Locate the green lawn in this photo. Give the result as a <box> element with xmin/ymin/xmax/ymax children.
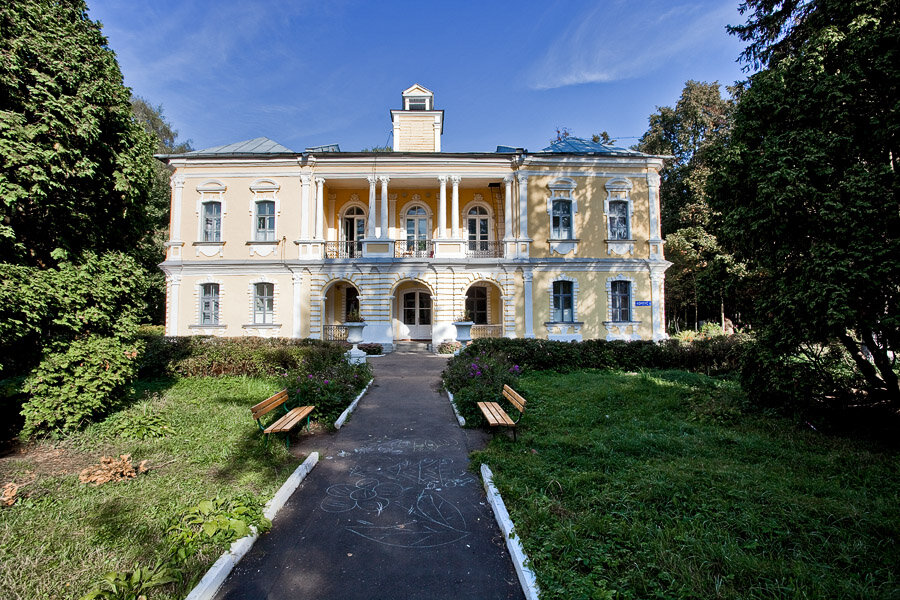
<box><xmin>0</xmin><ymin>376</ymin><xmax>301</xmax><ymax>600</ymax></box>
<box><xmin>474</xmin><ymin>370</ymin><xmax>900</xmax><ymax>599</ymax></box>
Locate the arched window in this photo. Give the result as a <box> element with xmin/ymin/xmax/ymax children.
<box><xmin>466</xmin><ymin>206</ymin><xmax>490</xmax><ymax>252</ymax></box>
<box><xmin>342</xmin><ymin>206</ymin><xmax>366</xmax><ymax>256</ymax></box>
<box><xmin>406</xmin><ymin>206</ymin><xmax>429</xmax><ymax>252</ymax></box>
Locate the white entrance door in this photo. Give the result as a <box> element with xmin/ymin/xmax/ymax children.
<box><xmin>399</xmin><ymin>290</ymin><xmax>432</xmax><ymax>340</ymax></box>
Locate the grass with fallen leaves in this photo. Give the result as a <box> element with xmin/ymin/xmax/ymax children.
<box><xmin>0</xmin><ymin>376</ymin><xmax>300</xmax><ymax>600</ymax></box>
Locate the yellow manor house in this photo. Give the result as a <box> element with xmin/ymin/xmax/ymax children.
<box><xmin>158</xmin><ymin>84</ymin><xmax>670</xmax><ymax>350</ymax></box>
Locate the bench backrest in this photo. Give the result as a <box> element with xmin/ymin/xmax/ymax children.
<box><xmin>502</xmin><ymin>385</ymin><xmax>526</xmax><ymax>413</ymax></box>
<box><xmin>251</xmin><ymin>389</ymin><xmax>289</xmax><ymax>420</ymax></box>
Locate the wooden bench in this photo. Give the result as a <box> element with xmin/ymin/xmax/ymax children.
<box><xmin>251</xmin><ymin>389</ymin><xmax>315</xmax><ymax>450</ymax></box>
<box><xmin>477</xmin><ymin>384</ymin><xmax>527</xmax><ymax>440</ymax></box>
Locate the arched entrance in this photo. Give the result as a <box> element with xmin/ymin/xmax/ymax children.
<box><xmin>394</xmin><ymin>280</ymin><xmax>432</xmax><ymax>341</ymax></box>
<box><xmin>322</xmin><ymin>280</ymin><xmax>360</xmax><ymax>341</ymax></box>
<box><xmin>465</xmin><ymin>281</ymin><xmax>504</xmax><ymax>338</ymax></box>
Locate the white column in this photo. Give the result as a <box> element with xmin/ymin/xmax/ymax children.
<box><xmin>517</xmin><ymin>174</ymin><xmax>529</xmax><ymax>239</ymax></box>
<box><xmin>503</xmin><ymin>175</ymin><xmax>513</xmax><ymax>240</ymax></box>
<box><xmin>169</xmin><ymin>175</ymin><xmax>185</xmax><ymax>242</ymax></box>
<box><xmin>168</xmin><ymin>274</ymin><xmax>181</xmax><ymax>336</ymax></box>
<box><xmin>314</xmin><ymin>177</ymin><xmax>325</xmax><ymax>239</ymax></box>
<box><xmin>648</xmin><ymin>171</ymin><xmax>661</xmax><ymax>239</ymax></box>
<box><xmin>651</xmin><ymin>270</ymin><xmax>668</xmax><ymax>341</ymax></box>
<box><xmin>300</xmin><ymin>175</ymin><xmax>311</xmax><ymax>239</ymax></box>
<box><xmin>438</xmin><ymin>175</ymin><xmax>447</xmax><ymax>238</ymax></box>
<box><xmin>450</xmin><ymin>175</ymin><xmax>461</xmax><ymax>238</ymax></box>
<box><xmin>292</xmin><ymin>273</ymin><xmax>303</xmax><ymax>338</ymax></box>
<box><xmin>647</xmin><ymin>171</ymin><xmax>663</xmax><ymax>258</ymax></box>
<box><xmin>367</xmin><ymin>176</ymin><xmax>377</xmax><ymax>238</ymax></box>
<box><xmin>379</xmin><ymin>176</ymin><xmax>389</xmax><ymax>238</ymax></box>
<box><xmin>523</xmin><ymin>271</ymin><xmax>534</xmax><ymax>338</ymax></box>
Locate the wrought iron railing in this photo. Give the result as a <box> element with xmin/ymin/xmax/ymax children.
<box><xmin>471</xmin><ymin>324</ymin><xmax>503</xmax><ymax>339</ymax></box>
<box><xmin>465</xmin><ymin>241</ymin><xmax>504</xmax><ymax>258</ymax></box>
<box><xmin>394</xmin><ymin>239</ymin><xmax>433</xmax><ymax>258</ymax></box>
<box><xmin>322</xmin><ymin>324</ymin><xmax>348</xmax><ymax>341</ymax></box>
<box><xmin>325</xmin><ymin>241</ymin><xmax>363</xmax><ymax>259</ymax></box>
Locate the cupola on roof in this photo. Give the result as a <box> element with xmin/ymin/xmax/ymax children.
<box><xmin>391</xmin><ymin>83</ymin><xmax>443</xmax><ymax>152</ymax></box>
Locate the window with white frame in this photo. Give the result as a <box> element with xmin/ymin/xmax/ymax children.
<box><xmin>551</xmin><ymin>280</ymin><xmax>575</xmax><ymax>322</ymax></box>
<box><xmin>466</xmin><ymin>206</ymin><xmax>490</xmax><ymax>251</ymax></box>
<box><xmin>255</xmin><ymin>201</ymin><xmax>275</xmax><ymax>241</ymax></box>
<box><xmin>200</xmin><ymin>283</ymin><xmax>219</xmax><ymax>325</ymax></box>
<box><xmin>551</xmin><ymin>200</ymin><xmax>573</xmax><ymax>239</ymax></box>
<box><xmin>604</xmin><ymin>179</ymin><xmax>633</xmax><ymax>241</ymax></box>
<box><xmin>547</xmin><ymin>177</ymin><xmax>577</xmax><ymax>240</ymax></box>
<box><xmin>253</xmin><ymin>282</ymin><xmax>274</xmax><ymax>324</ymax></box>
<box><xmin>202</xmin><ymin>201</ymin><xmax>221</xmax><ymax>242</ymax></box>
<box><xmin>608</xmin><ymin>199</ymin><xmax>629</xmax><ymax>240</ymax></box>
<box><xmin>610</xmin><ymin>280</ymin><xmax>631</xmax><ymax>322</ymax></box>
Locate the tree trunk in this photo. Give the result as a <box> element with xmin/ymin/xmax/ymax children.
<box><xmin>838</xmin><ymin>332</ymin><xmax>892</xmax><ymax>402</ymax></box>
<box><xmin>720</xmin><ymin>294</ymin><xmax>725</xmax><ymax>331</ymax></box>
<box><xmin>860</xmin><ymin>328</ymin><xmax>900</xmax><ymax>404</ymax></box>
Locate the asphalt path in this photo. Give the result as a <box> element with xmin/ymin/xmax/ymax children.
<box><xmin>214</xmin><ymin>348</ymin><xmax>525</xmax><ymax>600</ymax></box>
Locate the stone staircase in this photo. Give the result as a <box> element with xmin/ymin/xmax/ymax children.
<box><xmin>392</xmin><ymin>340</ymin><xmax>431</xmax><ymax>354</ymax></box>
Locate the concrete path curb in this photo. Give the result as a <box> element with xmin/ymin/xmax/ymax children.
<box><xmin>334</xmin><ymin>378</ymin><xmax>373</xmax><ymax>429</ymax></box>
<box><xmin>444</xmin><ymin>388</ymin><xmax>466</xmax><ymax>426</ymax></box>
<box><xmin>184</xmin><ymin>452</ymin><xmax>319</xmax><ymax>600</ymax></box>
<box><xmin>481</xmin><ymin>463</ymin><xmax>541</xmax><ymax>600</ymax></box>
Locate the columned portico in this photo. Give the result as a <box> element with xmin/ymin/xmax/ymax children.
<box><xmin>379</xmin><ymin>176</ymin><xmax>389</xmax><ymax>238</ymax></box>
<box><xmin>300</xmin><ymin>175</ymin><xmax>311</xmax><ymax>240</ymax></box>
<box><xmin>438</xmin><ymin>175</ymin><xmax>447</xmax><ymax>238</ymax></box>
<box><xmin>314</xmin><ymin>177</ymin><xmax>325</xmax><ymax>239</ymax></box>
<box><xmin>367</xmin><ymin>176</ymin><xmax>377</xmax><ymax>238</ymax></box>
<box><xmin>450</xmin><ymin>175</ymin><xmax>461</xmax><ymax>239</ymax></box>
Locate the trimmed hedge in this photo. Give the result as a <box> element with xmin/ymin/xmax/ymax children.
<box><xmin>457</xmin><ymin>335</ymin><xmax>751</xmax><ymax>376</ymax></box>
<box><xmin>137</xmin><ymin>334</ymin><xmax>347</xmax><ymax>378</ymax></box>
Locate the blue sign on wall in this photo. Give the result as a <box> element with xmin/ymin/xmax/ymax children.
<box><xmin>634</xmin><ymin>301</ymin><xmax>651</xmax><ymax>307</ymax></box>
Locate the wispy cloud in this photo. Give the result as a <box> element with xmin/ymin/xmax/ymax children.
<box><xmin>527</xmin><ymin>1</ymin><xmax>738</xmax><ymax>90</ymax></box>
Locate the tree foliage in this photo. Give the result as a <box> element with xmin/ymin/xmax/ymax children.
<box><xmin>710</xmin><ymin>0</ymin><xmax>900</xmax><ymax>403</ymax></box>
<box><xmin>0</xmin><ymin>0</ymin><xmax>157</xmax><ymax>267</ymax></box>
<box><xmin>637</xmin><ymin>81</ymin><xmax>751</xmax><ymax>330</ymax></box>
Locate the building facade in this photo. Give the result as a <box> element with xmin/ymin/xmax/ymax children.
<box><xmin>159</xmin><ymin>84</ymin><xmax>670</xmax><ymax>349</ymax></box>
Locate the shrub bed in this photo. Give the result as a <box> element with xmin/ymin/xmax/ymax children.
<box><xmin>137</xmin><ymin>334</ymin><xmax>347</xmax><ymax>378</ymax></box>
<box><xmin>441</xmin><ymin>349</ymin><xmax>523</xmax><ymax>426</ymax></box>
<box><xmin>278</xmin><ymin>359</ymin><xmax>372</xmax><ymax>426</ymax></box>
<box><xmin>451</xmin><ymin>335</ymin><xmax>751</xmax><ymax>377</ymax></box>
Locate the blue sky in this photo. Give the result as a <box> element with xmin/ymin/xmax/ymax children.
<box><xmin>89</xmin><ymin>0</ymin><xmax>750</xmax><ymax>153</ymax></box>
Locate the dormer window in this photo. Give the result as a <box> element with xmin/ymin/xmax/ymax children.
<box><xmin>407</xmin><ymin>97</ymin><xmax>430</xmax><ymax>111</ymax></box>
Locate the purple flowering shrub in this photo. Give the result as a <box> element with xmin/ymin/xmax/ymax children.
<box><xmin>441</xmin><ymin>349</ymin><xmax>522</xmax><ymax>426</ymax></box>
<box><xmin>278</xmin><ymin>358</ymin><xmax>372</xmax><ymax>427</ymax></box>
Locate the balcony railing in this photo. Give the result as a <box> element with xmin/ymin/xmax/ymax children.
<box><xmin>395</xmin><ymin>239</ymin><xmax>433</xmax><ymax>258</ymax></box>
<box><xmin>471</xmin><ymin>324</ymin><xmax>503</xmax><ymax>339</ymax></box>
<box><xmin>465</xmin><ymin>241</ymin><xmax>504</xmax><ymax>258</ymax></box>
<box><xmin>322</xmin><ymin>324</ymin><xmax>348</xmax><ymax>341</ymax></box>
<box><xmin>325</xmin><ymin>241</ymin><xmax>363</xmax><ymax>259</ymax></box>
